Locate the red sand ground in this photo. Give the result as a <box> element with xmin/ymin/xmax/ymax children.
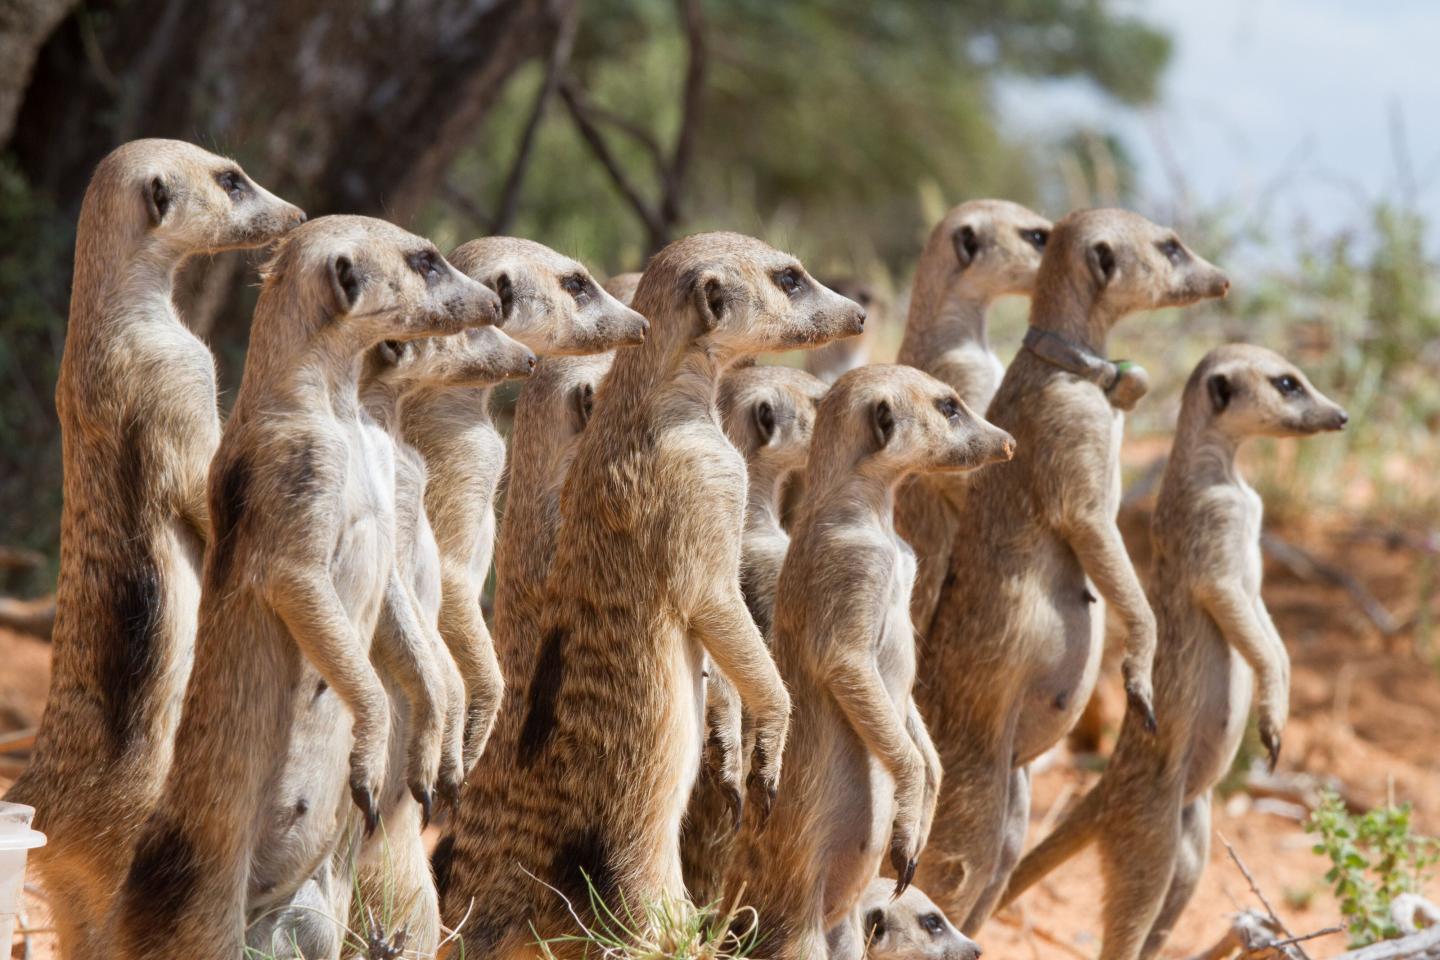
<box><xmin>2</xmin><ymin>514</ymin><xmax>1437</xmax><ymax>958</ymax></box>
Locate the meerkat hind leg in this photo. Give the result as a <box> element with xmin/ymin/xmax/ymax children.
<box><xmin>1138</xmin><ymin>792</ymin><xmax>1212</xmax><ymax>960</ymax></box>
<box><xmin>1096</xmin><ymin>787</ymin><xmax>1184</xmax><ymax>960</ymax></box>
<box><xmin>962</xmin><ymin>764</ymin><xmax>1030</xmax><ymax>932</ymax></box>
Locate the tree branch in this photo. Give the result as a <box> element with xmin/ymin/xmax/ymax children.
<box><xmin>661</xmin><ymin>0</ymin><xmax>705</xmax><ymax>227</ymax></box>
<box><xmin>560</xmin><ymin>77</ymin><xmax>667</xmax><ymax>246</ymax></box>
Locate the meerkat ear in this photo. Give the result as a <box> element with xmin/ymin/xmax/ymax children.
<box><xmin>328</xmin><ymin>253</ymin><xmax>363</xmax><ymax>313</ymax></box>
<box><xmin>570</xmin><ymin>381</ymin><xmax>596</xmax><ymax>431</ymax></box>
<box><xmin>693</xmin><ymin>273</ymin><xmax>727</xmax><ymax>331</ymax></box>
<box><xmin>145</xmin><ymin>176</ymin><xmax>171</xmax><ymax>227</ymax></box>
<box><xmin>753</xmin><ymin>399</ymin><xmax>776</xmax><ymax>446</ymax></box>
<box><xmin>1087</xmin><ymin>241</ymin><xmax>1117</xmax><ymax>287</ymax></box>
<box><xmin>871</xmin><ymin>398</ymin><xmax>895</xmax><ymax>449</ymax></box>
<box><xmin>1207</xmin><ymin>372</ymin><xmax>1233</xmax><ymax>413</ymax></box>
<box><xmin>490</xmin><ymin>273</ymin><xmax>515</xmax><ymax>321</ymax></box>
<box><xmin>378</xmin><ymin>340</ymin><xmax>406</xmax><ymax>366</ymax></box>
<box><xmin>864</xmin><ymin>908</ymin><xmax>887</xmax><ymax>942</ymax></box>
<box><xmin>952</xmin><ymin>224</ymin><xmax>980</xmax><ymax>267</ymax></box>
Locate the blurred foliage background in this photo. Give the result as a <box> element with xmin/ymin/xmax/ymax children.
<box><xmin>0</xmin><ymin>0</ymin><xmax>1435</xmax><ymax>595</ymax></box>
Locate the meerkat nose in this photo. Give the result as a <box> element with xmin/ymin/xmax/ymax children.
<box><xmin>1333</xmin><ymin>407</ymin><xmax>1350</xmax><ymax>429</ymax></box>
<box><xmin>851</xmin><ymin>306</ymin><xmax>867</xmax><ymax>333</ymax></box>
<box><xmin>525</xmin><ymin>352</ymin><xmax>537</xmax><ymax>372</ymax></box>
<box><xmin>292</xmin><ymin>207</ymin><xmax>308</xmax><ymax>226</ymax></box>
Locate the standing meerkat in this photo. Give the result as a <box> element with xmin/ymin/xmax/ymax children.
<box><xmin>401</xmin><ymin>238</ymin><xmax>648</xmax><ymax>772</ymax></box>
<box><xmin>893</xmin><ymin>199</ymin><xmax>1052</xmax><ymax>637</ymax></box>
<box><xmin>436</xmin><ymin>232</ymin><xmax>865</xmax><ymax>958</ymax></box>
<box><xmin>327</xmin><ymin>327</ymin><xmax>537</xmax><ymax>955</ymax></box>
<box><xmin>4</xmin><ymin>138</ymin><xmax>304</xmax><ymax>958</ymax></box>
<box><xmin>804</xmin><ymin>277</ymin><xmax>881</xmax><ymax>383</ymax></box>
<box><xmin>722</xmin><ymin>364</ymin><xmax>1015</xmax><ymax>960</ymax></box>
<box><xmin>110</xmin><ymin>216</ymin><xmax>500</xmax><ymax>960</ymax></box>
<box><xmin>916</xmin><ymin>209</ymin><xmax>1229</xmax><ymax>933</ymax></box>
<box><xmin>680</xmin><ymin>363</ymin><xmax>828</xmax><ymax>906</ymax></box>
<box><xmin>1000</xmin><ymin>345</ymin><xmax>1347</xmax><ymax>960</ymax></box>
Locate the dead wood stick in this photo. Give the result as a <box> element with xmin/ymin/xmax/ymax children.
<box><xmin>0</xmin><ymin>727</ymin><xmax>37</xmax><ymax>753</ymax></box>
<box><xmin>1218</xmin><ymin>834</ymin><xmax>1309</xmax><ymax>960</ymax></box>
<box><xmin>1330</xmin><ymin>926</ymin><xmax>1440</xmax><ymax>960</ymax></box>
<box><xmin>1261</xmin><ymin>533</ymin><xmax>1400</xmax><ymax>636</ymax></box>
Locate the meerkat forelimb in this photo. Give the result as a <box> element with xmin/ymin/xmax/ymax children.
<box><xmin>402</xmin><ymin>238</ymin><xmax>648</xmax><ymax>773</ymax></box>
<box><xmin>110</xmin><ymin>216</ymin><xmax>500</xmax><ymax>959</ymax></box>
<box><xmin>916</xmin><ymin>209</ymin><xmax>1230</xmax><ymax>932</ymax></box>
<box><xmin>436</xmin><ymin>232</ymin><xmax>865</xmax><ymax>957</ymax></box>
<box><xmin>722</xmin><ymin>364</ymin><xmax>1014</xmax><ymax>960</ymax></box>
<box><xmin>893</xmin><ymin>199</ymin><xmax>1052</xmax><ymax>638</ymax></box>
<box><xmin>999</xmin><ymin>345</ymin><xmax>1346</xmax><ymax>960</ymax></box>
<box><xmin>2</xmin><ymin>139</ymin><xmax>304</xmax><ymax>959</ymax></box>
<box><xmin>680</xmin><ymin>363</ymin><xmax>828</xmax><ymax>906</ymax></box>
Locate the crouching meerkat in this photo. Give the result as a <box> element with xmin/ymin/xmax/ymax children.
<box><xmin>680</xmin><ymin>364</ymin><xmax>828</xmax><ymax>906</ymax></box>
<box><xmin>827</xmin><ymin>879</ymin><xmax>981</xmax><ymax>960</ymax></box>
<box><xmin>4</xmin><ymin>138</ymin><xmax>304</xmax><ymax>958</ymax></box>
<box><xmin>722</xmin><ymin>364</ymin><xmax>1015</xmax><ymax>960</ymax></box>
<box><xmin>894</xmin><ymin>199</ymin><xmax>1052</xmax><ymax>637</ymax></box>
<box><xmin>400</xmin><ymin>238</ymin><xmax>648</xmax><ymax>772</ymax></box>
<box><xmin>332</xmin><ymin>327</ymin><xmax>536</xmax><ymax>955</ymax></box>
<box><xmin>916</xmin><ymin>209</ymin><xmax>1230</xmax><ymax>933</ymax></box>
<box><xmin>1000</xmin><ymin>345</ymin><xmax>1347</xmax><ymax>960</ymax></box>
<box><xmin>804</xmin><ymin>278</ymin><xmax>881</xmax><ymax>383</ymax></box>
<box><xmin>111</xmin><ymin>216</ymin><xmax>500</xmax><ymax>960</ymax></box>
<box><xmin>436</xmin><ymin>232</ymin><xmax>865</xmax><ymax>958</ymax></box>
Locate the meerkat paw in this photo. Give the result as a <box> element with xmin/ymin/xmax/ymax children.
<box><xmin>1259</xmin><ymin>718</ymin><xmax>1283</xmax><ymax>772</ymax></box>
<box><xmin>889</xmin><ymin>833</ymin><xmax>919</xmax><ymax>898</ymax></box>
<box><xmin>745</xmin><ymin>734</ymin><xmax>781</xmax><ymax>826</ymax></box>
<box><xmin>1122</xmin><ymin>667</ymin><xmax>1158</xmax><ymax>734</ymax></box>
<box><xmin>437</xmin><ymin>742</ymin><xmax>464</xmax><ymax>812</ymax></box>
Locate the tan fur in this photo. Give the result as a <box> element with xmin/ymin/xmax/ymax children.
<box><xmin>436</xmin><ymin>232</ymin><xmax>864</xmax><ymax>958</ymax></box>
<box><xmin>915</xmin><ymin>209</ymin><xmax>1230</xmax><ymax>932</ymax></box>
<box><xmin>603</xmin><ymin>270</ymin><xmax>643</xmax><ymax>304</ymax></box>
<box><xmin>4</xmin><ymin>139</ymin><xmax>304</xmax><ymax>959</ymax></box>
<box><xmin>722</xmin><ymin>365</ymin><xmax>1014</xmax><ymax>960</ymax></box>
<box><xmin>110</xmin><ymin>216</ymin><xmax>499</xmax><ymax>959</ymax></box>
<box><xmin>680</xmin><ymin>364</ymin><xmax>828</xmax><ymax>906</ymax></box>
<box><xmin>401</xmin><ymin>238</ymin><xmax>648</xmax><ymax>774</ymax></box>
<box><xmin>893</xmin><ymin>200</ymin><xmax>1052</xmax><ymax>637</ymax></box>
<box><xmin>805</xmin><ymin>278</ymin><xmax>882</xmax><ymax>383</ymax></box>
<box><xmin>349</xmin><ymin>328</ymin><xmax>536</xmax><ymax>954</ymax></box>
<box><xmin>1000</xmin><ymin>345</ymin><xmax>1346</xmax><ymax>960</ymax></box>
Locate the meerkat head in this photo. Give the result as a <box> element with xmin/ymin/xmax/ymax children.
<box><xmin>1039</xmin><ymin>209</ymin><xmax>1230</xmax><ymax>322</ymax></box>
<box><xmin>861</xmin><ymin>879</ymin><xmax>981</xmax><ymax>960</ymax></box>
<box><xmin>446</xmin><ymin>238</ymin><xmax>648</xmax><ymax>355</ymax></box>
<box><xmin>634</xmin><ymin>231</ymin><xmax>866</xmax><ymax>364</ymax></box>
<box><xmin>813</xmin><ymin>364</ymin><xmax>1014</xmax><ymax>487</ymax></box>
<box><xmin>603</xmin><ymin>271</ymin><xmax>643</xmax><ymax>306</ymax></box>
<box><xmin>258</xmin><ymin>215</ymin><xmax>501</xmax><ymax>353</ymax></box>
<box><xmin>920</xmin><ymin>199</ymin><xmax>1052</xmax><ymax>300</ymax></box>
<box><xmin>1188</xmin><ymin>343</ymin><xmax>1348</xmax><ymax>439</ymax></box>
<box><xmin>88</xmin><ymin>138</ymin><xmax>306</xmax><ymax>256</ymax></box>
<box><xmin>718</xmin><ymin>364</ymin><xmax>828</xmax><ymax>478</ymax></box>
<box><xmin>365</xmin><ymin>326</ymin><xmax>537</xmax><ymax>398</ymax></box>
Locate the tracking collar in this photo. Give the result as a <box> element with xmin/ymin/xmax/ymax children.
<box><xmin>1021</xmin><ymin>327</ymin><xmax>1150</xmax><ymax>411</ymax></box>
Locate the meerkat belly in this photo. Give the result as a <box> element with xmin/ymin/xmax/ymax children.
<box><xmin>878</xmin><ymin>544</ymin><xmax>919</xmax><ymax>700</ymax></box>
<box><xmin>151</xmin><ymin>515</ymin><xmax>205</xmax><ymax>736</ymax></box>
<box><xmin>335</xmin><ymin>431</ymin><xmax>396</xmax><ymax>643</ymax></box>
<box><xmin>934</xmin><ymin>344</ymin><xmax>1003</xmax><ymax>413</ymax></box>
<box><xmin>1184</xmin><ymin>631</ymin><xmax>1253</xmax><ymax>801</ymax></box>
<box><xmin>1013</xmin><ymin>535</ymin><xmax>1102</xmax><ymax>763</ymax></box>
<box><xmin>819</xmin><ymin>721</ymin><xmax>894</xmax><ymax>927</ymax></box>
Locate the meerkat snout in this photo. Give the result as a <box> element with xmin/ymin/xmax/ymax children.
<box><xmin>1196</xmin><ymin>343</ymin><xmax>1348</xmax><ymax>437</ymax></box>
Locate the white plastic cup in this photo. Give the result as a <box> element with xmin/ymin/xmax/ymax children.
<box><xmin>0</xmin><ymin>802</ymin><xmax>46</xmax><ymax>949</ymax></box>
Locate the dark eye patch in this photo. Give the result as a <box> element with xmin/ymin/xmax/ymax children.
<box><xmin>1271</xmin><ymin>374</ymin><xmax>1305</xmax><ymax>397</ymax></box>
<box><xmin>935</xmin><ymin>395</ymin><xmax>962</xmax><ymax>422</ymax></box>
<box><xmin>215</xmin><ymin>169</ymin><xmax>250</xmax><ymax>202</ymax></box>
<box><xmin>1020</xmin><ymin>227</ymin><xmax>1048</xmax><ymax>251</ymax></box>
<box><xmin>920</xmin><ymin>913</ymin><xmax>945</xmax><ymax>935</ymax></box>
<box><xmin>407</xmin><ymin>250</ymin><xmax>445</xmax><ymax>285</ymax></box>
<box><xmin>1157</xmin><ymin>237</ymin><xmax>1187</xmax><ymax>265</ymax></box>
<box><xmin>561</xmin><ymin>273</ymin><xmax>590</xmax><ymax>300</ymax></box>
<box><xmin>773</xmin><ymin>268</ymin><xmax>805</xmax><ymax>296</ymax></box>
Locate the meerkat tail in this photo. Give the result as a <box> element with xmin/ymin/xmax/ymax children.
<box><xmin>999</xmin><ymin>783</ymin><xmax>1105</xmax><ymax>909</ymax></box>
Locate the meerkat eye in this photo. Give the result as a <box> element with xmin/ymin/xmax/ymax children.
<box><xmin>407</xmin><ymin>250</ymin><xmax>446</xmax><ymax>285</ymax></box>
<box><xmin>1272</xmin><ymin>374</ymin><xmax>1304</xmax><ymax>397</ymax></box>
<box><xmin>215</xmin><ymin>169</ymin><xmax>250</xmax><ymax>202</ymax></box>
<box><xmin>935</xmin><ymin>395</ymin><xmax>962</xmax><ymax>423</ymax></box>
<box><xmin>773</xmin><ymin>268</ymin><xmax>805</xmax><ymax>297</ymax></box>
<box><xmin>864</xmin><ymin>909</ymin><xmax>886</xmax><ymax>941</ymax></box>
<box><xmin>1020</xmin><ymin>228</ymin><xmax>1049</xmax><ymax>251</ymax></box>
<box><xmin>561</xmin><ymin>273</ymin><xmax>590</xmax><ymax>301</ymax></box>
<box><xmin>919</xmin><ymin>913</ymin><xmax>945</xmax><ymax>935</ymax></box>
<box><xmin>1157</xmin><ymin>237</ymin><xmax>1187</xmax><ymax>265</ymax></box>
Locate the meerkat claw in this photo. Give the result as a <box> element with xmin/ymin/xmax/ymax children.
<box><xmin>890</xmin><ymin>850</ymin><xmax>917</xmax><ymax>898</ymax></box>
<box><xmin>723</xmin><ymin>785</ymin><xmax>744</xmax><ymax>833</ymax></box>
<box><xmin>411</xmin><ymin>784</ymin><xmax>434</xmax><ymax>829</ymax></box>
<box><xmin>352</xmin><ymin>783</ymin><xmax>379</xmax><ymax>836</ymax></box>
<box><xmin>1261</xmin><ymin>728</ymin><xmax>1281</xmax><ymax>772</ymax></box>
<box><xmin>1126</xmin><ymin>683</ymin><xmax>1158</xmax><ymax>735</ymax></box>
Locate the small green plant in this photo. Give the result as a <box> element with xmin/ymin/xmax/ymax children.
<box><xmin>1305</xmin><ymin>789</ymin><xmax>1440</xmax><ymax>947</ymax></box>
<box><xmin>531</xmin><ymin>870</ymin><xmax>761</xmax><ymax>960</ymax></box>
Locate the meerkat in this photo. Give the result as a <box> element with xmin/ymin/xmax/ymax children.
<box><xmin>721</xmin><ymin>364</ymin><xmax>1015</xmax><ymax>960</ymax></box>
<box><xmin>1000</xmin><ymin>345</ymin><xmax>1346</xmax><ymax>960</ymax></box>
<box><xmin>603</xmin><ymin>270</ymin><xmax>643</xmax><ymax>303</ymax></box>
<box><xmin>804</xmin><ymin>277</ymin><xmax>881</xmax><ymax>383</ymax></box>
<box><xmin>333</xmin><ymin>327</ymin><xmax>536</xmax><ymax>954</ymax></box>
<box><xmin>400</xmin><ymin>238</ymin><xmax>648</xmax><ymax>773</ymax></box>
<box><xmin>914</xmin><ymin>209</ymin><xmax>1229</xmax><ymax>933</ymax></box>
<box><xmin>109</xmin><ymin>215</ymin><xmax>500</xmax><ymax>960</ymax></box>
<box><xmin>3</xmin><ymin>139</ymin><xmax>304</xmax><ymax>958</ymax></box>
<box><xmin>680</xmin><ymin>364</ymin><xmax>828</xmax><ymax>906</ymax></box>
<box><xmin>434</xmin><ymin>232</ymin><xmax>865</xmax><ymax>958</ymax></box>
<box><xmin>893</xmin><ymin>199</ymin><xmax>1053</xmax><ymax>637</ymax></box>
<box><xmin>827</xmin><ymin>879</ymin><xmax>980</xmax><ymax>960</ymax></box>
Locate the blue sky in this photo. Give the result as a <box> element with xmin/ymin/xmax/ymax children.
<box><xmin>998</xmin><ymin>0</ymin><xmax>1440</xmax><ymax>254</ymax></box>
